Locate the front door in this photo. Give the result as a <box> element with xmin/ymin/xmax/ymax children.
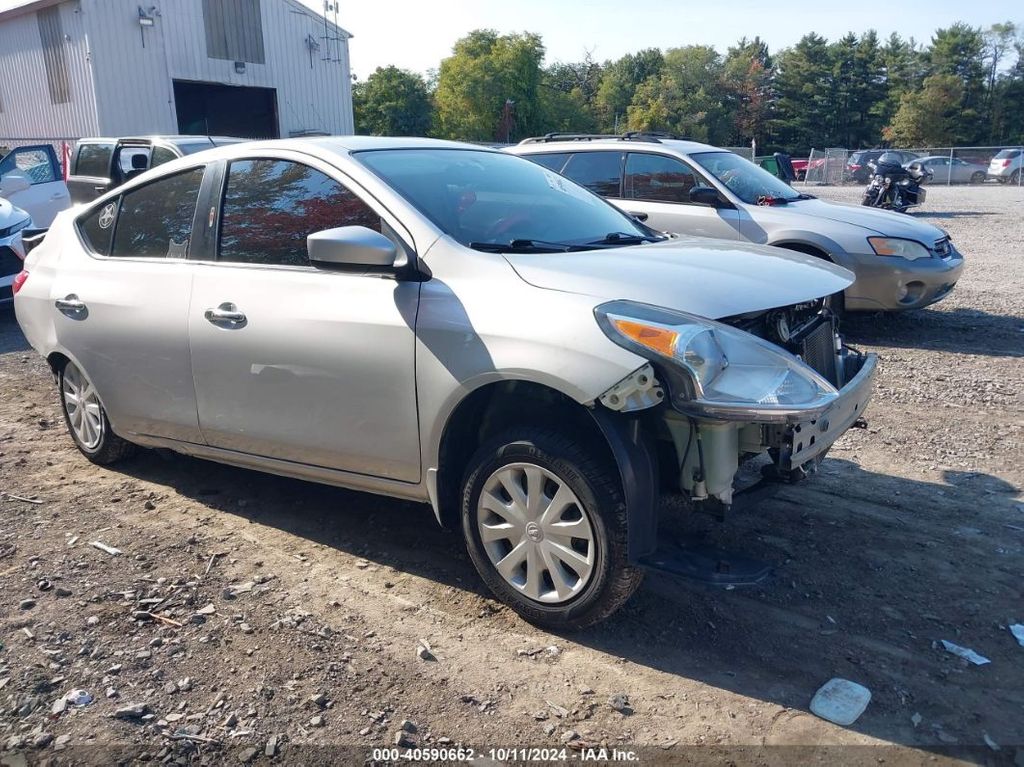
<box><xmin>50</xmin><ymin>166</ymin><xmax>207</xmax><ymax>443</ymax></box>
<box><xmin>616</xmin><ymin>152</ymin><xmax>742</xmax><ymax>239</ymax></box>
<box><xmin>0</xmin><ymin>145</ymin><xmax>70</xmax><ymax>227</ymax></box>
<box><xmin>188</xmin><ymin>155</ymin><xmax>421</xmax><ymax>481</ymax></box>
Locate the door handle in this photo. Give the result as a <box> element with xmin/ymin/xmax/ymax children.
<box><xmin>55</xmin><ymin>294</ymin><xmax>87</xmax><ymax>313</ymax></box>
<box><xmin>204</xmin><ymin>303</ymin><xmax>247</xmax><ymax>326</ymax></box>
<box><xmin>93</xmin><ymin>185</ymin><xmax>106</xmax><ymax>193</ymax></box>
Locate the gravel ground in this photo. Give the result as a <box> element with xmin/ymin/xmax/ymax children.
<box><xmin>0</xmin><ymin>184</ymin><xmax>1022</xmax><ymax>765</ymax></box>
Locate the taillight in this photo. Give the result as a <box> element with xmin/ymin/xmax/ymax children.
<box><xmin>1001</xmin><ymin>159</ymin><xmax>1011</xmax><ymax>167</ymax></box>
<box><xmin>850</xmin><ymin>163</ymin><xmax>861</xmax><ymax>170</ymax></box>
<box><xmin>12</xmin><ymin>270</ymin><xmax>28</xmax><ymax>295</ymax></box>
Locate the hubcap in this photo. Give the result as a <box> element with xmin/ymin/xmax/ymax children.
<box><xmin>476</xmin><ymin>462</ymin><xmax>596</xmax><ymax>604</ymax></box>
<box><xmin>62</xmin><ymin>363</ymin><xmax>104</xmax><ymax>450</ymax></box>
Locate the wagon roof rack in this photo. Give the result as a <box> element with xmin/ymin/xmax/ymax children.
<box><xmin>518</xmin><ymin>131</ymin><xmax>690</xmax><ymax>145</ymax></box>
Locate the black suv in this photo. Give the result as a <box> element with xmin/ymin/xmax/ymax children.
<box><xmin>846</xmin><ymin>150</ymin><xmax>920</xmax><ymax>183</ymax></box>
<box><xmin>67</xmin><ymin>135</ymin><xmax>244</xmax><ymax>204</ymax></box>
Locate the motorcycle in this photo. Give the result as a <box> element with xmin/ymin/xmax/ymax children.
<box><xmin>861</xmin><ymin>154</ymin><xmax>928</xmax><ymax>214</ymax></box>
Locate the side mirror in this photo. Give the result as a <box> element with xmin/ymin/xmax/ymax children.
<box><xmin>0</xmin><ymin>172</ymin><xmax>31</xmax><ymax>197</ymax></box>
<box><xmin>307</xmin><ymin>226</ymin><xmax>398</xmax><ymax>269</ymax></box>
<box><xmin>689</xmin><ymin>185</ymin><xmax>725</xmax><ymax>207</ymax></box>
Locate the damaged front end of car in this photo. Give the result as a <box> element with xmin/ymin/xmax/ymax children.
<box><xmin>595</xmin><ymin>297</ymin><xmax>877</xmax><ymax>517</ymax></box>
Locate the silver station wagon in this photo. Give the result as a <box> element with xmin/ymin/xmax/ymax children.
<box><xmin>15</xmin><ymin>137</ymin><xmax>876</xmax><ymax>628</ymax></box>
<box><xmin>508</xmin><ymin>133</ymin><xmax>965</xmax><ymax>313</ymax></box>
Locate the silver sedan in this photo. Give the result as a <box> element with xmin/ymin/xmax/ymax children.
<box><xmin>14</xmin><ymin>137</ymin><xmax>875</xmax><ymax>628</ymax></box>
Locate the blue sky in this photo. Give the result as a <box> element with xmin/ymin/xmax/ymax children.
<box><xmin>313</xmin><ymin>0</ymin><xmax>1022</xmax><ymax>79</ymax></box>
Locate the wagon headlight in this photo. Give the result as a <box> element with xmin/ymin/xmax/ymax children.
<box><xmin>868</xmin><ymin>237</ymin><xmax>930</xmax><ymax>261</ymax></box>
<box><xmin>595</xmin><ymin>300</ymin><xmax>838</xmax><ymax>421</ymax></box>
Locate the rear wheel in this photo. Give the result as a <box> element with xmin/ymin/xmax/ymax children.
<box><xmin>58</xmin><ymin>361</ymin><xmax>136</xmax><ymax>465</ymax></box>
<box><xmin>970</xmin><ymin>171</ymin><xmax>985</xmax><ymax>184</ymax></box>
<box><xmin>461</xmin><ymin>428</ymin><xmax>642</xmax><ymax>630</ymax></box>
<box><xmin>1011</xmin><ymin>170</ymin><xmax>1022</xmax><ymax>185</ymax></box>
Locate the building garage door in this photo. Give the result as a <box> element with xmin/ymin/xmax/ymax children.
<box><xmin>173</xmin><ymin>80</ymin><xmax>278</xmax><ymax>139</ymax></box>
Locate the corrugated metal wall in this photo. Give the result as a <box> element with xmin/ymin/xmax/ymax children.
<box><xmin>0</xmin><ymin>0</ymin><xmax>353</xmax><ymax>141</ymax></box>
<box><xmin>85</xmin><ymin>0</ymin><xmax>353</xmax><ymax>137</ymax></box>
<box><xmin>0</xmin><ymin>1</ymin><xmax>100</xmax><ymax>138</ymax></box>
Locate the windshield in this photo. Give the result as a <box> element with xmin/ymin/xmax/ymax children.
<box><xmin>355</xmin><ymin>148</ymin><xmax>652</xmax><ymax>250</ymax></box>
<box><xmin>689</xmin><ymin>151</ymin><xmax>802</xmax><ymax>205</ymax></box>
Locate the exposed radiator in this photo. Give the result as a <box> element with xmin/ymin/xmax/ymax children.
<box><xmin>801</xmin><ymin>321</ymin><xmax>839</xmax><ymax>387</ymax></box>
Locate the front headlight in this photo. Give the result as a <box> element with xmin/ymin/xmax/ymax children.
<box><xmin>868</xmin><ymin>237</ymin><xmax>931</xmax><ymax>261</ymax></box>
<box><xmin>596</xmin><ymin>301</ymin><xmax>838</xmax><ymax>422</ymax></box>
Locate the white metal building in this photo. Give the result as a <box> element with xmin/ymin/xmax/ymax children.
<box><xmin>0</xmin><ymin>0</ymin><xmax>354</xmax><ymax>141</ymax></box>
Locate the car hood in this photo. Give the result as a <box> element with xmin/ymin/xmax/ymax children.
<box><xmin>0</xmin><ymin>197</ymin><xmax>30</xmax><ymax>229</ymax></box>
<box><xmin>781</xmin><ymin>198</ymin><xmax>946</xmax><ymax>241</ymax></box>
<box><xmin>504</xmin><ymin>238</ymin><xmax>854</xmax><ymax>320</ymax></box>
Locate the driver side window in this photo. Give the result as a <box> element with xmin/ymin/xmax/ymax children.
<box><xmin>624</xmin><ymin>153</ymin><xmax>705</xmax><ymax>204</ymax></box>
<box><xmin>217</xmin><ymin>159</ymin><xmax>384</xmax><ymax>268</ymax></box>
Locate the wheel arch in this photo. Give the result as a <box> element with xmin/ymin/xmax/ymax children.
<box><xmin>430</xmin><ymin>378</ymin><xmax>659</xmax><ymax>563</ymax></box>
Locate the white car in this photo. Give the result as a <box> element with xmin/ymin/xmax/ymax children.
<box><xmin>0</xmin><ymin>144</ymin><xmax>71</xmax><ymax>228</ymax></box>
<box><xmin>987</xmin><ymin>148</ymin><xmax>1022</xmax><ymax>184</ymax></box>
<box><xmin>0</xmin><ymin>195</ymin><xmax>32</xmax><ymax>304</ymax></box>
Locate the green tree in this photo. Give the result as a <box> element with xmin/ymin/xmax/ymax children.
<box><xmin>885</xmin><ymin>73</ymin><xmax>966</xmax><ymax>145</ymax></box>
<box><xmin>353</xmin><ymin>66</ymin><xmax>432</xmax><ymax>136</ymax></box>
<box><xmin>983</xmin><ymin>22</ymin><xmax>1018</xmax><ymax>138</ymax></box>
<box><xmin>773</xmin><ymin>33</ymin><xmax>836</xmax><ymax>154</ymax></box>
<box><xmin>990</xmin><ymin>37</ymin><xmax>1024</xmax><ymax>144</ymax></box>
<box><xmin>923</xmin><ymin>23</ymin><xmax>987</xmax><ymax>142</ymax></box>
<box><xmin>722</xmin><ymin>37</ymin><xmax>774</xmax><ymax>147</ymax></box>
<box><xmin>594</xmin><ymin>49</ymin><xmax>664</xmax><ymax>132</ymax></box>
<box><xmin>540</xmin><ymin>54</ymin><xmax>602</xmax><ymax>132</ymax></box>
<box><xmin>626</xmin><ymin>46</ymin><xmax>730</xmax><ymax>142</ymax></box>
<box><xmin>876</xmin><ymin>33</ymin><xmax>924</xmax><ymax>131</ymax></box>
<box><xmin>433</xmin><ymin>30</ymin><xmax>546</xmax><ymax>142</ymax></box>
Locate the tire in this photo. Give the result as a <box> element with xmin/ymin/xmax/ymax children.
<box><xmin>460</xmin><ymin>428</ymin><xmax>643</xmax><ymax>630</ymax></box>
<box><xmin>58</xmin><ymin>360</ymin><xmax>137</xmax><ymax>465</ymax></box>
<box><xmin>970</xmin><ymin>172</ymin><xmax>985</xmax><ymax>184</ymax></box>
<box><xmin>1011</xmin><ymin>170</ymin><xmax>1022</xmax><ymax>185</ymax></box>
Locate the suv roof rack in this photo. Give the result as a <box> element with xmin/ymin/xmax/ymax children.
<box><xmin>518</xmin><ymin>131</ymin><xmax>690</xmax><ymax>145</ymax></box>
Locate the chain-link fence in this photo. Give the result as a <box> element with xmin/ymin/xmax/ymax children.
<box><xmin>802</xmin><ymin>145</ymin><xmax>1024</xmax><ymax>186</ymax></box>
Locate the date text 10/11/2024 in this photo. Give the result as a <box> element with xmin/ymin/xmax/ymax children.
<box><xmin>370</xmin><ymin>747</ymin><xmax>640</xmax><ymax>762</ymax></box>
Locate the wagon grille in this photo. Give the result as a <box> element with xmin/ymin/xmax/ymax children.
<box><xmin>801</xmin><ymin>321</ymin><xmax>839</xmax><ymax>387</ymax></box>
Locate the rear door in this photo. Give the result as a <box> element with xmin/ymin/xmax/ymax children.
<box><xmin>50</xmin><ymin>165</ymin><xmax>207</xmax><ymax>443</ymax></box>
<box><xmin>67</xmin><ymin>141</ymin><xmax>116</xmax><ymax>204</ymax></box>
<box><xmin>187</xmin><ymin>153</ymin><xmax>421</xmax><ymax>481</ymax></box>
<box><xmin>0</xmin><ymin>145</ymin><xmax>70</xmax><ymax>227</ymax></box>
<box><xmin>619</xmin><ymin>152</ymin><xmax>742</xmax><ymax>239</ymax></box>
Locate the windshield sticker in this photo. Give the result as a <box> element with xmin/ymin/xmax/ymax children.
<box><xmin>541</xmin><ymin>168</ymin><xmax>598</xmax><ymax>205</ymax></box>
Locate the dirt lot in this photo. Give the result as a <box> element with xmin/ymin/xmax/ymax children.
<box><xmin>1</xmin><ymin>184</ymin><xmax>1022</xmax><ymax>765</ymax></box>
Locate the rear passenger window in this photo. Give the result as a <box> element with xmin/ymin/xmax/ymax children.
<box><xmin>624</xmin><ymin>153</ymin><xmax>703</xmax><ymax>204</ymax></box>
<box><xmin>560</xmin><ymin>152</ymin><xmax>623</xmax><ymax>197</ymax></box>
<box><xmin>525</xmin><ymin>153</ymin><xmax>571</xmax><ymax>172</ymax></box>
<box><xmin>74</xmin><ymin>143</ymin><xmax>113</xmax><ymax>177</ymax></box>
<box><xmin>217</xmin><ymin>159</ymin><xmax>382</xmax><ymax>268</ymax></box>
<box><xmin>78</xmin><ymin>200</ymin><xmax>119</xmax><ymax>256</ymax></box>
<box><xmin>110</xmin><ymin>167</ymin><xmax>205</xmax><ymax>259</ymax></box>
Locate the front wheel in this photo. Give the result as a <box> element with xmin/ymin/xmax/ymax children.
<box><xmin>58</xmin><ymin>360</ymin><xmax>137</xmax><ymax>465</ymax></box>
<box><xmin>461</xmin><ymin>428</ymin><xmax>643</xmax><ymax>630</ymax></box>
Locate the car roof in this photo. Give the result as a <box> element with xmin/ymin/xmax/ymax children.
<box><xmin>109</xmin><ymin>136</ymin><xmax>502</xmax><ymax>171</ymax></box>
<box><xmin>510</xmin><ymin>135</ymin><xmax>721</xmax><ymax>155</ymax></box>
